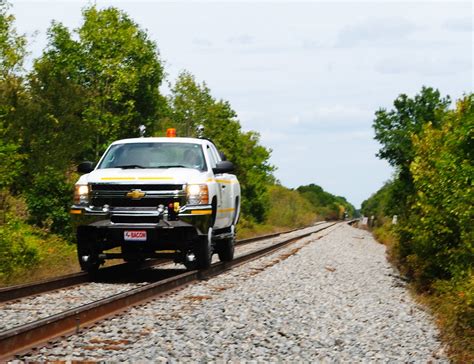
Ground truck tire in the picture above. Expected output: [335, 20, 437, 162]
[196, 228, 213, 269]
[217, 236, 235, 262]
[77, 230, 101, 273]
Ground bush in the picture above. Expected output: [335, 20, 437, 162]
[0, 218, 77, 285]
[237, 184, 319, 239]
[297, 183, 355, 220]
[401, 96, 473, 284]
[429, 276, 474, 362]
[0, 220, 41, 281]
[25, 168, 74, 237]
[266, 185, 317, 227]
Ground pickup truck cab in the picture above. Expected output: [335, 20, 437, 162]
[71, 131, 241, 272]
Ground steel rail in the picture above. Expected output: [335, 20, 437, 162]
[0, 222, 336, 361]
[0, 224, 325, 303]
[0, 259, 162, 303]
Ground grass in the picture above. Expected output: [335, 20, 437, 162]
[417, 277, 474, 363]
[367, 222, 474, 363]
[0, 220, 79, 287]
[236, 217, 290, 240]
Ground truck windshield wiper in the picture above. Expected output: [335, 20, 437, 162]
[114, 164, 146, 169]
[154, 165, 187, 168]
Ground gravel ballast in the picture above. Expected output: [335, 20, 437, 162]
[0, 225, 325, 333]
[18, 223, 447, 362]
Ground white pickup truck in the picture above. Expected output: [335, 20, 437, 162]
[70, 131, 241, 272]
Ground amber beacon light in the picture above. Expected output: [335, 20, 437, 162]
[166, 128, 177, 137]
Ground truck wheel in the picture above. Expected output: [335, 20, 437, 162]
[217, 236, 235, 262]
[77, 231, 101, 273]
[196, 228, 213, 269]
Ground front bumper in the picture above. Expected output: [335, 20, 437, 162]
[71, 204, 213, 239]
[72, 205, 214, 257]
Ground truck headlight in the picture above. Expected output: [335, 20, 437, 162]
[186, 184, 209, 205]
[74, 184, 90, 205]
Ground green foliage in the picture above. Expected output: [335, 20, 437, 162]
[361, 180, 401, 224]
[400, 95, 473, 284]
[367, 91, 472, 285]
[0, 0, 26, 78]
[26, 5, 165, 164]
[265, 185, 317, 227]
[297, 183, 355, 220]
[78, 6, 165, 157]
[373, 87, 450, 215]
[430, 275, 474, 362]
[0, 1, 26, 192]
[237, 184, 319, 239]
[20, 27, 90, 175]
[0, 141, 23, 190]
[0, 220, 40, 281]
[167, 72, 275, 222]
[25, 168, 74, 237]
[373, 86, 450, 170]
[2, 4, 166, 234]
[0, 217, 76, 285]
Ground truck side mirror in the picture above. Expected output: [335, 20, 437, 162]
[213, 161, 234, 174]
[77, 161, 95, 174]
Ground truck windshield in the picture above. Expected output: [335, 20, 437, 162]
[97, 142, 207, 171]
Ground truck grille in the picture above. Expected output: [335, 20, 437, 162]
[90, 184, 185, 208]
[91, 184, 183, 191]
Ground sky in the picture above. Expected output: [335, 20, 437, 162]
[10, 0, 473, 208]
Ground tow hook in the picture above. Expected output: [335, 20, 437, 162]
[186, 252, 196, 262]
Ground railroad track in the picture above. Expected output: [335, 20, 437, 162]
[0, 223, 321, 303]
[0, 221, 336, 360]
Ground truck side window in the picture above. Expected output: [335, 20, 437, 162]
[206, 144, 218, 169]
[209, 144, 222, 163]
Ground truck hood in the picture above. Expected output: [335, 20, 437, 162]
[77, 168, 208, 185]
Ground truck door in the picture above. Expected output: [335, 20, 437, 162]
[206, 144, 224, 228]
[208, 144, 233, 227]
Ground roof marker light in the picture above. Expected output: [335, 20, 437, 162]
[166, 128, 177, 137]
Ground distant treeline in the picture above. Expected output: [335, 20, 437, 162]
[0, 3, 354, 283]
[361, 87, 473, 360]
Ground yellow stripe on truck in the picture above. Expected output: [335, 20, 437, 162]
[190, 210, 213, 215]
[218, 208, 235, 213]
[206, 178, 237, 184]
[101, 177, 136, 181]
[138, 177, 174, 181]
[100, 177, 174, 181]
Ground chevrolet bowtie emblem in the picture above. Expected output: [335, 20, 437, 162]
[126, 189, 146, 199]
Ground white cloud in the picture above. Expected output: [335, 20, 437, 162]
[192, 38, 213, 47]
[375, 55, 472, 76]
[227, 34, 254, 45]
[336, 17, 418, 48]
[443, 17, 472, 32]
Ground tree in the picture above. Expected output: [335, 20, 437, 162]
[10, 6, 166, 234]
[401, 95, 473, 283]
[360, 179, 402, 223]
[373, 87, 450, 216]
[79, 6, 165, 157]
[20, 22, 90, 175]
[27, 6, 165, 163]
[374, 87, 450, 169]
[297, 183, 356, 220]
[0, 1, 26, 215]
